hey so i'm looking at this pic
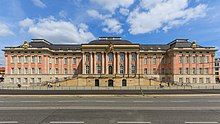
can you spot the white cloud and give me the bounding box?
[0,23,14,36]
[119,8,129,16]
[127,0,207,34]
[87,10,123,34]
[90,0,134,13]
[19,18,34,27]
[19,17,95,43]
[32,0,46,8]
[102,18,123,34]
[59,10,67,18]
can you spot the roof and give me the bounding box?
[88,40,133,45]
[140,44,169,50]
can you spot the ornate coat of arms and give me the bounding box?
[106,44,113,53]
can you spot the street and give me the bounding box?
[0,95,220,124]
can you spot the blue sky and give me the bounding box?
[0,0,220,65]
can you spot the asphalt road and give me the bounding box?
[1,89,220,95]
[0,96,220,124]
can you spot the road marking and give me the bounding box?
[185,122,218,124]
[0,121,18,123]
[50,121,84,124]
[117,121,151,124]
[95,101,116,103]
[20,101,40,102]
[170,101,190,103]
[58,101,79,103]
[133,101,153,103]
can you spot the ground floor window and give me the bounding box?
[122,79,127,86]
[179,78,183,83]
[162,77,165,82]
[186,78,190,83]
[24,78,28,84]
[193,78,197,83]
[38,78,42,83]
[95,79,99,86]
[10,78,14,84]
[206,78,210,83]
[199,78,203,83]
[108,79,114,87]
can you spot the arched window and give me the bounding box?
[108,53,113,62]
[122,79,127,86]
[131,64,136,74]
[120,65,124,74]
[109,66,113,74]
[108,79,114,87]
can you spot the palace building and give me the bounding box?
[2,37,217,86]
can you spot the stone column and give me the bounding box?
[113,52,116,74]
[94,52,97,74]
[189,54,192,74]
[106,53,109,74]
[90,52,93,74]
[129,52,132,74]
[102,52,105,74]
[195,54,198,75]
[5,55,8,74]
[117,52,120,74]
[82,52,85,74]
[137,52,140,74]
[148,57,151,75]
[182,54,185,75]
[125,52,128,74]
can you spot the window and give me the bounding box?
[10,78,14,83]
[179,78,183,83]
[73,68,77,74]
[56,68,59,74]
[153,68,157,75]
[17,78,21,83]
[199,78,203,83]
[186,56,189,63]
[97,54,101,62]
[206,78,210,83]
[161,58,165,64]
[199,68,202,74]
[24,78,28,84]
[144,68,147,74]
[179,68,182,74]
[186,78,190,83]
[38,56,42,63]
[162,77,165,82]
[205,68,209,74]
[192,56,196,63]
[108,53,113,62]
[144,58,147,64]
[38,68,42,74]
[193,78,197,83]
[132,54,136,62]
[97,65,101,74]
[86,65,90,74]
[120,54,124,62]
[73,58,76,64]
[38,78,41,83]
[161,68,165,74]
[178,56,182,63]
[131,64,135,74]
[185,68,189,74]
[31,68,35,74]
[198,56,202,63]
[24,68,28,74]
[120,65,124,74]
[18,68,21,74]
[205,56,209,63]
[122,79,127,86]
[153,58,157,64]
[24,56,28,63]
[56,58,59,64]
[64,68,68,74]
[86,54,90,62]
[11,68,14,74]
[49,58,52,63]
[31,56,35,63]
[11,56,14,63]
[192,68,196,74]
[64,58,68,64]
[31,78,35,83]
[18,56,21,63]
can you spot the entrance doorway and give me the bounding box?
[108,79,114,87]
[95,79,99,86]
[109,66,113,74]
[122,79,127,86]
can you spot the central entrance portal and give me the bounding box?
[108,79,114,87]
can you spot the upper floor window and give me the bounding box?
[73,58,76,64]
[144,58,147,64]
[161,68,165,74]
[178,56,182,63]
[131,64,135,74]
[153,68,157,75]
[24,68,28,74]
[192,56,196,63]
[31,56,35,63]
[198,56,202,63]
[161,58,165,64]
[108,53,113,62]
[192,68,196,74]
[120,54,124,62]
[64,68,68,74]
[179,68,182,74]
[86,65,90,74]
[132,54,136,62]
[64,58,68,64]
[11,56,14,63]
[31,68,35,74]
[97,65,101,74]
[24,56,28,63]
[185,68,189,74]
[185,56,189,63]
[144,68,147,74]
[97,54,101,62]
[56,68,59,74]
[205,56,209,63]
[11,68,14,74]
[18,68,21,74]
[18,56,21,63]
[199,68,202,74]
[56,58,59,64]
[205,68,209,74]
[38,56,42,63]
[153,58,157,64]
[38,68,42,74]
[120,65,124,74]
[86,54,90,62]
